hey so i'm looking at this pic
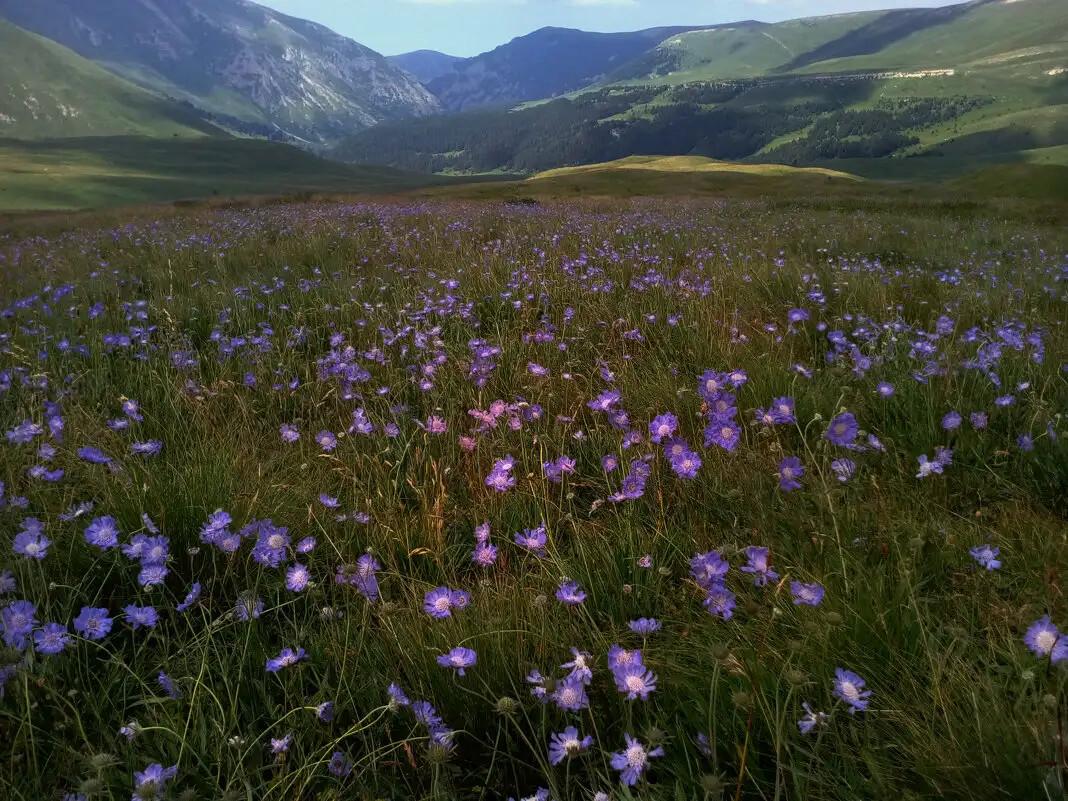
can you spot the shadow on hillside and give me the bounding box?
[777,1,983,72]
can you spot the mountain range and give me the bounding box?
[0,0,439,143]
[0,0,1066,208]
[336,0,1068,175]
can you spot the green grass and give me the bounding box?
[0,137,458,211]
[0,192,1066,801]
[0,20,220,140]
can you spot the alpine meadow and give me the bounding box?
[0,1,1066,801]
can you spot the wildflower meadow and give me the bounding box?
[0,198,1065,801]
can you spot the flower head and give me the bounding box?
[610,734,664,786]
[833,667,871,713]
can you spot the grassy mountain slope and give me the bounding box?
[611,0,1066,84]
[427,26,707,111]
[608,13,886,84]
[337,0,1068,179]
[0,137,454,211]
[0,20,220,139]
[0,0,440,143]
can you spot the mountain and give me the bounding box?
[0,0,441,143]
[388,50,464,85]
[426,26,706,111]
[611,0,1067,83]
[0,19,220,139]
[335,0,1068,176]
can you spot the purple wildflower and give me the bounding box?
[610,734,664,786]
[548,726,593,765]
[436,646,477,676]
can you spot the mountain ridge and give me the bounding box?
[426,25,710,111]
[388,50,465,85]
[0,0,441,143]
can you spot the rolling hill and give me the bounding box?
[0,20,220,139]
[0,0,440,143]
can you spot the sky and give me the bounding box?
[259,0,963,58]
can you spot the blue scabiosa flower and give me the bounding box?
[13,519,50,560]
[649,413,678,444]
[279,424,299,443]
[548,726,594,765]
[124,605,159,630]
[942,410,963,431]
[704,419,741,452]
[157,671,181,700]
[798,702,828,734]
[833,668,871,713]
[73,606,113,641]
[130,440,163,457]
[628,618,662,636]
[790,581,825,606]
[315,431,338,452]
[266,647,307,673]
[176,582,202,613]
[555,581,586,605]
[77,446,113,465]
[969,545,1001,571]
[825,412,859,447]
[561,648,593,683]
[235,595,264,622]
[690,550,729,589]
[138,562,169,589]
[740,546,779,587]
[551,673,590,711]
[1024,616,1066,662]
[84,516,121,550]
[315,701,335,722]
[515,525,548,558]
[34,622,71,655]
[831,458,856,483]
[777,456,804,491]
[668,447,702,479]
[250,521,290,568]
[270,733,293,757]
[2,600,38,650]
[613,663,658,701]
[436,647,477,676]
[285,563,311,592]
[424,586,470,619]
[610,734,664,786]
[132,763,177,801]
[703,585,737,620]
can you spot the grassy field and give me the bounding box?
[0,137,459,212]
[0,192,1065,801]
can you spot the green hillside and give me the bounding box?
[0,20,219,139]
[611,0,1067,85]
[0,137,455,211]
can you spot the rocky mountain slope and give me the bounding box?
[0,0,441,143]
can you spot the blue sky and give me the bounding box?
[259,0,962,57]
